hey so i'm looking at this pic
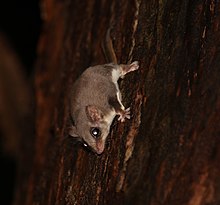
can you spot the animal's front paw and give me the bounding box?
[118,107,131,122]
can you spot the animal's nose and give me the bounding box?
[96,141,105,154]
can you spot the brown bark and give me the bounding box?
[15,0,220,205]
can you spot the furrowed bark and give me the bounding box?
[14,1,220,205]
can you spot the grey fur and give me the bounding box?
[69,61,139,154]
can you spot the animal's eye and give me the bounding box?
[90,127,101,138]
[81,139,88,147]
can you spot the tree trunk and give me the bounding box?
[15,0,220,205]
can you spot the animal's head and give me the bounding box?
[69,105,111,154]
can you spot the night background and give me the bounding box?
[0,1,41,204]
[0,1,219,204]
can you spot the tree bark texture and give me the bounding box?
[15,0,220,205]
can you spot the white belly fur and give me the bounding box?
[112,68,125,110]
[104,110,116,126]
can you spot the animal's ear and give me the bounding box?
[68,125,79,138]
[85,105,103,122]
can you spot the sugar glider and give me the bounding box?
[69,29,139,154]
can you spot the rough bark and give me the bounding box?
[15,0,220,205]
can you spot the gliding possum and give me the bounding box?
[69,29,139,154]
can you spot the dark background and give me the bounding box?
[0,0,41,72]
[0,0,41,204]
